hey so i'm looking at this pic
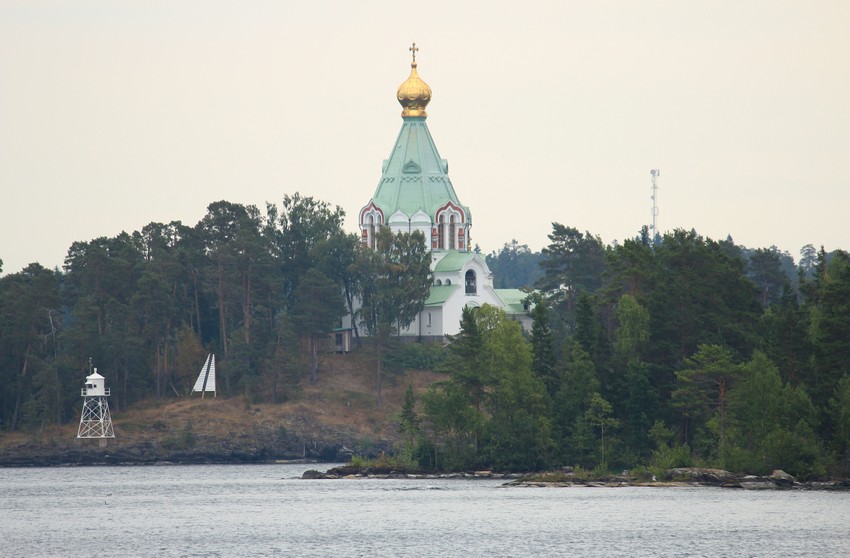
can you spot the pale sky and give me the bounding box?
[2,1,849,276]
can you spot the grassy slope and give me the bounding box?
[0,349,446,462]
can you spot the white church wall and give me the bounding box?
[387,210,433,242]
[421,307,443,337]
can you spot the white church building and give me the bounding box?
[345,45,531,340]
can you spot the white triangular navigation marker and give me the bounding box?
[192,353,216,398]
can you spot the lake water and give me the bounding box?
[1,463,848,557]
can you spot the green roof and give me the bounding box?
[433,251,475,272]
[425,284,459,305]
[493,289,530,315]
[368,117,471,222]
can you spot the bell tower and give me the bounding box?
[359,44,472,252]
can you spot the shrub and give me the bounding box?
[392,343,446,371]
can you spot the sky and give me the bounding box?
[1,1,849,276]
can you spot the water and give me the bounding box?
[1,463,848,557]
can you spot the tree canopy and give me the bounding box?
[2,198,849,479]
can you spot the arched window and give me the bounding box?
[369,216,376,249]
[437,215,445,249]
[449,215,456,250]
[465,270,476,294]
[435,279,442,286]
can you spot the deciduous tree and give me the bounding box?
[291,268,346,384]
[355,228,431,406]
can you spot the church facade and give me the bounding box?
[348,46,531,339]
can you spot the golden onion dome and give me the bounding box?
[397,43,431,118]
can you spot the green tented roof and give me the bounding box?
[368,117,471,222]
[425,285,459,305]
[433,251,476,272]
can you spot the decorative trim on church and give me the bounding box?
[435,200,466,222]
[402,159,421,173]
[434,201,467,251]
[359,201,385,248]
[338,45,534,340]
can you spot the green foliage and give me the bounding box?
[4,194,850,481]
[0,192,359,427]
[551,342,600,467]
[530,294,558,397]
[648,420,693,472]
[537,224,607,298]
[396,385,436,470]
[828,374,850,475]
[421,306,553,472]
[585,393,619,468]
[271,193,347,309]
[614,294,649,359]
[291,268,347,384]
[310,231,362,342]
[421,378,485,472]
[744,246,793,307]
[399,385,420,439]
[349,452,417,471]
[809,252,850,411]
[0,264,63,430]
[486,240,543,289]
[761,420,826,479]
[673,344,740,461]
[648,230,761,369]
[390,342,446,371]
[354,227,432,406]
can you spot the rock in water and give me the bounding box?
[301,469,327,479]
[770,469,797,487]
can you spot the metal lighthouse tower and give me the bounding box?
[77,360,115,446]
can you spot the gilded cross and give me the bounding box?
[409,43,418,63]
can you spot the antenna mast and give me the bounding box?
[650,169,660,241]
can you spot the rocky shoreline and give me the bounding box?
[302,465,850,490]
[0,445,346,467]
[303,464,524,480]
[0,427,384,467]
[5,445,850,491]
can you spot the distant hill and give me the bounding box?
[0,351,445,466]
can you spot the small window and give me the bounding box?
[435,279,442,286]
[465,270,477,295]
[445,279,451,285]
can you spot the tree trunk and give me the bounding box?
[243,266,251,345]
[376,338,383,407]
[11,351,32,431]
[156,344,162,398]
[600,425,606,467]
[344,287,362,348]
[310,336,319,384]
[164,341,169,398]
[217,260,227,358]
[193,269,203,340]
[718,377,727,454]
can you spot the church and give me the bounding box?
[347,45,531,340]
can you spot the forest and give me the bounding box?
[1,195,849,479]
[412,227,850,479]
